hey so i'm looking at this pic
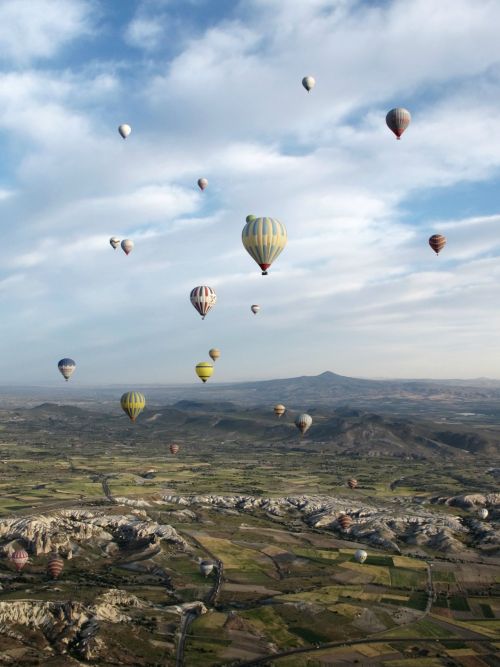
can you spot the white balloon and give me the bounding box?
[118,124,131,139]
[302,76,315,92]
[121,239,134,255]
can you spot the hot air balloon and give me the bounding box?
[10,549,28,572]
[120,391,146,422]
[338,514,352,531]
[386,108,411,139]
[354,549,367,564]
[58,358,76,382]
[246,215,257,223]
[302,76,315,92]
[477,508,489,520]
[200,560,214,577]
[251,305,260,315]
[209,348,220,362]
[429,234,446,255]
[196,362,213,383]
[274,404,286,418]
[347,479,358,489]
[197,178,208,191]
[190,286,217,319]
[295,413,312,435]
[121,239,134,255]
[118,124,131,139]
[170,443,180,455]
[242,216,287,275]
[109,237,120,249]
[47,553,64,579]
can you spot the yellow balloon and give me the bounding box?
[120,391,146,422]
[196,362,213,383]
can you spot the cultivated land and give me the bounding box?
[0,374,498,665]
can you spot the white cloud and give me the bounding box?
[0,0,94,64]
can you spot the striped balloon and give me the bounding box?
[386,108,411,139]
[429,234,446,255]
[58,358,76,381]
[347,478,358,489]
[209,348,220,362]
[170,443,180,455]
[190,286,217,319]
[338,514,352,531]
[121,391,146,422]
[10,549,28,571]
[195,362,213,383]
[274,404,286,418]
[47,553,64,579]
[242,216,287,275]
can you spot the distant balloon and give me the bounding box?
[274,404,286,418]
[246,215,257,223]
[354,549,368,564]
[10,549,28,572]
[386,108,411,139]
[338,514,352,531]
[118,124,131,139]
[190,286,217,320]
[429,234,446,255]
[197,178,208,191]
[120,391,146,422]
[251,304,260,315]
[47,553,64,579]
[242,216,287,275]
[200,560,214,577]
[302,76,315,92]
[196,362,213,383]
[347,479,358,489]
[477,508,489,520]
[109,237,120,249]
[209,348,220,362]
[170,443,180,455]
[121,239,134,255]
[58,358,76,382]
[295,413,312,435]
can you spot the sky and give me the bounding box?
[1,0,500,385]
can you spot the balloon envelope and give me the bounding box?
[121,391,146,422]
[477,508,489,520]
[348,479,358,489]
[118,124,131,139]
[110,237,120,249]
[242,216,287,275]
[197,178,208,191]
[121,239,134,255]
[196,362,213,383]
[209,348,220,362]
[58,358,75,381]
[170,443,180,455]
[251,304,260,314]
[47,553,64,579]
[295,413,312,435]
[200,560,214,577]
[354,549,367,564]
[429,234,446,255]
[338,514,352,531]
[10,549,28,571]
[246,215,257,223]
[302,76,315,91]
[274,404,286,418]
[190,286,217,319]
[386,108,411,139]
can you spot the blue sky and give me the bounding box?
[1,0,500,386]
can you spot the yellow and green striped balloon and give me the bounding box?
[120,391,146,422]
[195,362,213,383]
[241,216,287,275]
